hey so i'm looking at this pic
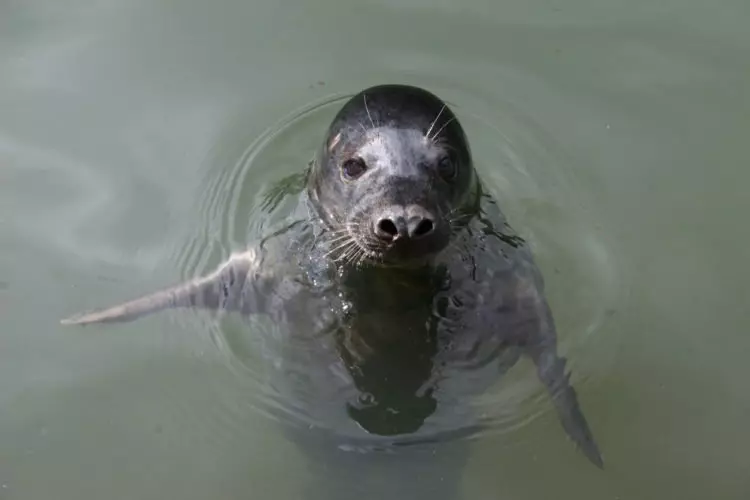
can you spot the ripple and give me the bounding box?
[174,93,349,276]
[437,89,628,438]
[163,83,628,448]
[161,93,355,432]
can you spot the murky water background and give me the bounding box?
[2,0,749,499]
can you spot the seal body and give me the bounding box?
[61,84,603,472]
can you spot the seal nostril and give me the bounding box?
[376,219,399,239]
[411,219,434,238]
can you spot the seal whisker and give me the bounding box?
[326,232,354,245]
[425,104,446,141]
[323,237,353,251]
[448,213,471,227]
[327,225,349,232]
[324,237,359,260]
[363,94,376,128]
[360,235,387,252]
[326,227,351,237]
[327,242,358,261]
[430,116,456,141]
[340,242,362,266]
[358,246,374,266]
[325,226,355,239]
[325,238,354,254]
[331,246,353,264]
[328,232,351,241]
[358,248,372,267]
[343,237,374,268]
[60,83,603,469]
[446,206,473,228]
[350,246,366,268]
[339,238,359,259]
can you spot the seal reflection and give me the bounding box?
[336,264,448,435]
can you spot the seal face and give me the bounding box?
[308,85,478,266]
[60,84,604,469]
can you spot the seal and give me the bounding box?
[61,84,603,468]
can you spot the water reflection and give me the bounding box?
[6,0,747,498]
[206,96,617,460]
[337,264,446,436]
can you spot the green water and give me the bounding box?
[1,0,748,499]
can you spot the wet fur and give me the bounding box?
[61,84,603,471]
[308,86,478,267]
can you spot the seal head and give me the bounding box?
[308,84,478,266]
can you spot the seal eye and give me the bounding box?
[341,157,368,180]
[438,155,457,181]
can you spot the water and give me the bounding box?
[1,0,748,498]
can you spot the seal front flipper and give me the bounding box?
[528,343,604,468]
[60,249,261,325]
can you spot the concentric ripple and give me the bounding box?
[446,94,628,438]
[162,86,628,447]
[165,93,354,432]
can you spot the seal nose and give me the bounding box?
[407,215,435,238]
[374,213,436,242]
[375,217,405,241]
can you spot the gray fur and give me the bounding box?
[61,251,258,325]
[61,84,603,469]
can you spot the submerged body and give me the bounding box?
[62,84,602,468]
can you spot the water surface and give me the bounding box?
[1,0,749,499]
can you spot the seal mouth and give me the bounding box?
[322,220,447,269]
[321,222,380,268]
[320,200,478,269]
[354,219,450,268]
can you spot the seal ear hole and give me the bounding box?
[341,157,368,181]
[438,154,457,181]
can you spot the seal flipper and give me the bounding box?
[528,344,604,468]
[60,250,258,326]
